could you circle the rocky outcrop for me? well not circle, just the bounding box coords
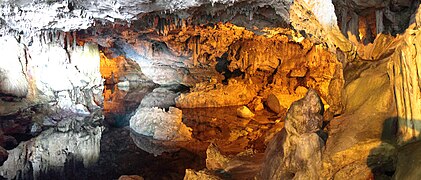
[259,89,324,180]
[129,107,192,141]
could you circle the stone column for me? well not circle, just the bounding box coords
[376,9,384,35]
[348,12,359,40]
[391,28,421,145]
[341,8,348,36]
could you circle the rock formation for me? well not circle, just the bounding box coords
[184,169,221,180]
[0,36,28,98]
[129,107,192,141]
[260,89,324,179]
[0,120,104,179]
[389,5,421,145]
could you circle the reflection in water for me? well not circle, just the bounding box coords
[0,120,104,180]
[0,83,272,179]
[130,130,181,156]
[103,84,155,127]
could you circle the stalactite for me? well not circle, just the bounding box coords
[376,9,384,34]
[66,32,71,50]
[59,32,65,48]
[72,31,76,50]
[348,12,359,41]
[341,8,348,36]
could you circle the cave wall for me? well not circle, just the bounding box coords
[333,0,420,43]
[81,19,344,113]
[0,32,103,113]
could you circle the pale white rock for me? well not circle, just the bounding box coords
[117,81,130,88]
[129,107,192,141]
[74,104,90,115]
[56,91,73,111]
[23,34,103,110]
[301,0,338,28]
[0,36,29,97]
[140,87,179,108]
[117,81,131,91]
[0,0,247,34]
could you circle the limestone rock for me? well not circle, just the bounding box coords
[0,36,28,97]
[333,0,419,38]
[129,107,192,141]
[130,130,181,156]
[357,34,400,61]
[388,9,421,145]
[21,33,104,112]
[323,140,396,179]
[248,97,264,112]
[301,0,338,28]
[184,169,221,180]
[266,93,304,114]
[236,106,255,119]
[176,80,258,108]
[260,89,324,180]
[323,54,397,179]
[140,87,179,109]
[117,81,130,88]
[205,143,244,172]
[206,143,232,171]
[0,146,8,166]
[0,124,104,179]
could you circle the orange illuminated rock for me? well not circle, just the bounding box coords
[236,106,255,119]
[176,80,258,108]
[100,52,123,84]
[267,93,304,114]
